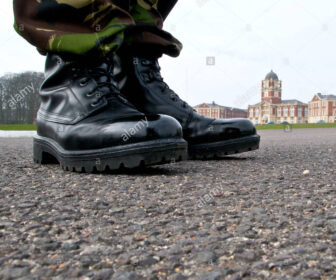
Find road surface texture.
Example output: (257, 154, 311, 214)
(0, 128, 335, 280)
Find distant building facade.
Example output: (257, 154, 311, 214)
(308, 93, 336, 123)
(248, 71, 308, 124)
(194, 102, 247, 119)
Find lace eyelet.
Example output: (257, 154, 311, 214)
(141, 60, 151, 66)
(79, 78, 89, 87)
(86, 91, 95, 97)
(91, 101, 100, 107)
(170, 93, 177, 102)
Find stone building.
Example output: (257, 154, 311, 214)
(194, 102, 247, 119)
(248, 71, 308, 124)
(308, 93, 336, 123)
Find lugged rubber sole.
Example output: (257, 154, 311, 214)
(188, 135, 261, 159)
(33, 136, 188, 173)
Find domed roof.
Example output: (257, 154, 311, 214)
(265, 70, 278, 80)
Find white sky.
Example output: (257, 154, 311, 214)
(1, 0, 336, 108)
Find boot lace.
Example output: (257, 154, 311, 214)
(72, 57, 129, 107)
(141, 59, 192, 110)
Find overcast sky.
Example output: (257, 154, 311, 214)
(1, 0, 336, 108)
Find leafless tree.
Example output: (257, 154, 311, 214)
(0, 71, 44, 124)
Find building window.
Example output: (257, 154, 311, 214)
(298, 107, 302, 116)
(277, 107, 281, 116)
(256, 109, 259, 117)
(264, 107, 268, 114)
(277, 118, 281, 124)
(255, 119, 259, 125)
(290, 107, 295, 116)
(290, 118, 294, 124)
(304, 107, 308, 116)
(249, 110, 253, 117)
(274, 92, 278, 97)
(284, 107, 288, 116)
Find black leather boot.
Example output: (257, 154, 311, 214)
(116, 55, 260, 159)
(33, 53, 187, 172)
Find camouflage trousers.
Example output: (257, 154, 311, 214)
(13, 0, 182, 57)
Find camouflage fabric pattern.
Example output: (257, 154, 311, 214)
(13, 0, 182, 57)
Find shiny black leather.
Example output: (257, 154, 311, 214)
(116, 55, 257, 145)
(37, 53, 183, 151)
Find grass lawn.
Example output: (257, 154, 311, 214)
(256, 123, 336, 130)
(0, 124, 37, 131)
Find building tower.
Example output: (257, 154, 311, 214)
(261, 70, 282, 104)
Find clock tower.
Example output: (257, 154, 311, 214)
(262, 70, 282, 104)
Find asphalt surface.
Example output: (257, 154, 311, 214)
(0, 128, 335, 280)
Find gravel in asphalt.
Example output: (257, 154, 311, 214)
(0, 128, 335, 280)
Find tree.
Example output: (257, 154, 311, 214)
(0, 71, 44, 124)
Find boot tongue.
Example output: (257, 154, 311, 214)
(91, 59, 132, 106)
(91, 60, 118, 92)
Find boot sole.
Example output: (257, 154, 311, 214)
(33, 136, 188, 173)
(188, 135, 260, 159)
